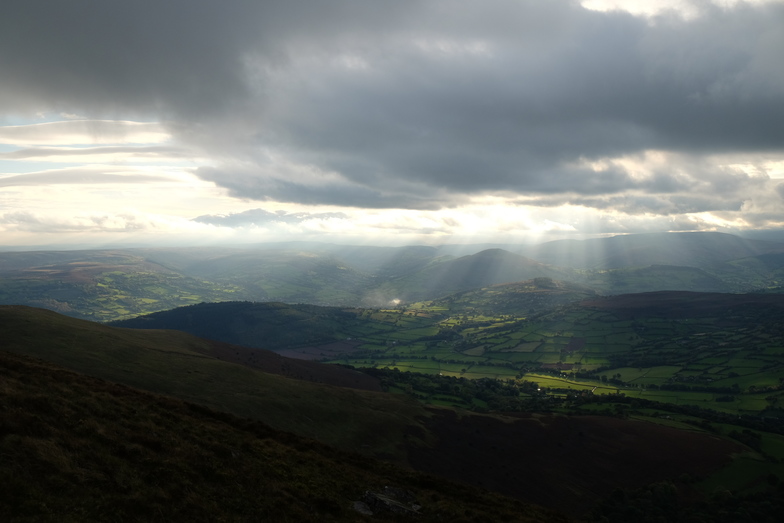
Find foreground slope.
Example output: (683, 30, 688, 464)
(411, 408, 741, 516)
(0, 305, 421, 461)
(0, 349, 566, 523)
(2, 305, 749, 517)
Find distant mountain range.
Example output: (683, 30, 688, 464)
(527, 231, 784, 269)
(3, 231, 784, 322)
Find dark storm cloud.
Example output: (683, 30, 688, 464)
(0, 0, 415, 118)
(509, 154, 772, 215)
(0, 1, 247, 117)
(1, 1, 782, 212)
(194, 164, 452, 210)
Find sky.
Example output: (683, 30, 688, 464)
(1, 0, 783, 249)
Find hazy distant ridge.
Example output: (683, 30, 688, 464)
(527, 232, 784, 269)
(3, 232, 784, 322)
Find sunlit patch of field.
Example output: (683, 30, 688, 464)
(524, 374, 613, 392)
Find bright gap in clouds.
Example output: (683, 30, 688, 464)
(0, 116, 241, 247)
(0, 117, 629, 247)
(581, 0, 779, 17)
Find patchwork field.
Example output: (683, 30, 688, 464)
(323, 292, 784, 417)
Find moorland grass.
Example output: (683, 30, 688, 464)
(0, 349, 568, 523)
(0, 305, 432, 463)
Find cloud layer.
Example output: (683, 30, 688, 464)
(193, 208, 348, 227)
(0, 121, 170, 145)
(1, 0, 783, 243)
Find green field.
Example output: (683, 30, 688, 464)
(10, 282, 784, 517)
(321, 292, 784, 418)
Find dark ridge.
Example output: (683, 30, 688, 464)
(529, 231, 784, 269)
(0, 348, 568, 522)
(195, 337, 381, 391)
(111, 301, 353, 350)
(581, 290, 784, 319)
(409, 408, 741, 517)
(1, 303, 379, 392)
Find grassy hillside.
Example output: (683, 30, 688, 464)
(585, 264, 733, 294)
(334, 290, 784, 413)
(109, 287, 784, 420)
(0, 349, 567, 522)
(427, 279, 598, 315)
(4, 305, 759, 517)
(109, 288, 784, 406)
(109, 280, 600, 367)
(111, 301, 360, 350)
(0, 305, 426, 462)
(0, 250, 252, 321)
(719, 252, 784, 289)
